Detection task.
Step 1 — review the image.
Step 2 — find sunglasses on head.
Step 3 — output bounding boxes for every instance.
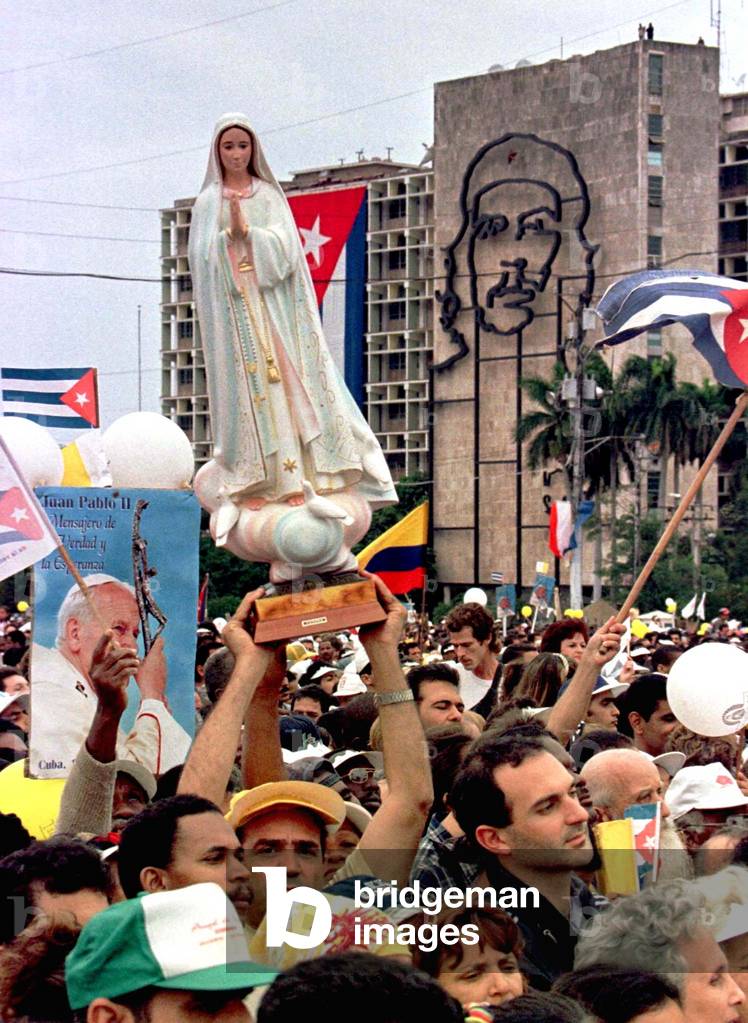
[343,767,376,783]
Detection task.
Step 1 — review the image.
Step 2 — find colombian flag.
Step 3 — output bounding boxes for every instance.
[357,503,428,595]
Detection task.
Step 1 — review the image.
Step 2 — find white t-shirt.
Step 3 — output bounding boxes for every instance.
[454,661,494,711]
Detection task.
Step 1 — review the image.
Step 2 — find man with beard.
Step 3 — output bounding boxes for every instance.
[450,731,606,988]
[580,748,693,880]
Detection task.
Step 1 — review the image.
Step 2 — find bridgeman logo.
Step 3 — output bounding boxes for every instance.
[252,867,332,950]
[253,867,539,951]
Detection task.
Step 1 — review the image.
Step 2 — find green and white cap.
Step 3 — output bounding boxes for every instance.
[66,882,277,1010]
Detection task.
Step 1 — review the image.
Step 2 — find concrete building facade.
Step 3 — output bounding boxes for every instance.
[431,39,720,591]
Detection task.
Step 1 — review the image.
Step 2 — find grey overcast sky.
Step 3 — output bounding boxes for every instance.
[1,0,745,426]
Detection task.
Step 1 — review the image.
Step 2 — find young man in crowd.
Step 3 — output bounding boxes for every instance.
[445,602,501,717]
[617,673,679,756]
[289,684,333,723]
[406,662,466,730]
[450,730,607,988]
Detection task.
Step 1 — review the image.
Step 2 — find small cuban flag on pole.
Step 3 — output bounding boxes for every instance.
[0,436,60,583]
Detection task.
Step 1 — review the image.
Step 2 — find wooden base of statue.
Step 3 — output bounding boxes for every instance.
[248,577,386,643]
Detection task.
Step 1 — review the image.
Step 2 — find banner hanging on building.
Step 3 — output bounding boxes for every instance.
[29,488,199,780]
[287,186,367,407]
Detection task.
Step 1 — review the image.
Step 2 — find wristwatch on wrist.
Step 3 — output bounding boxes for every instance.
[376,690,416,707]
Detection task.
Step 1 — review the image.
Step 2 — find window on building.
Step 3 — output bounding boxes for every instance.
[388,198,406,219]
[720,220,748,246]
[733,256,747,281]
[648,142,663,168]
[388,301,406,321]
[648,113,663,136]
[178,274,192,292]
[178,368,193,385]
[719,146,726,164]
[647,235,663,268]
[720,165,748,191]
[388,403,406,420]
[388,352,406,372]
[177,415,192,432]
[647,471,661,509]
[178,321,194,339]
[737,144,748,162]
[648,53,663,95]
[648,175,663,206]
[388,249,406,270]
[647,329,663,358]
[735,200,748,217]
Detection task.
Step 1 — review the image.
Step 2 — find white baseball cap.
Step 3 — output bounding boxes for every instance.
[643,751,686,779]
[335,674,368,698]
[665,762,748,820]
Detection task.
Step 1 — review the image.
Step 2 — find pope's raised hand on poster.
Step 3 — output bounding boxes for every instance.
[189,114,397,585]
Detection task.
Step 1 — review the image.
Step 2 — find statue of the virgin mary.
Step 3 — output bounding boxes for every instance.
[189,114,397,549]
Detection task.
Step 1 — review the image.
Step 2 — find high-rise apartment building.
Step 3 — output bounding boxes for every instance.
[720,91,748,282]
[366,170,433,478]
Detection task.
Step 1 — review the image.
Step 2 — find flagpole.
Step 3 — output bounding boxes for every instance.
[55,543,111,633]
[617,391,748,623]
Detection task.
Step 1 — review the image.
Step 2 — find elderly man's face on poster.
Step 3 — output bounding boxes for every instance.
[468,179,562,335]
[65,583,141,668]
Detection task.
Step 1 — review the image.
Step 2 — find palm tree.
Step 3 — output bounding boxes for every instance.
[616,354,698,518]
[516,361,574,492]
[516,354,632,600]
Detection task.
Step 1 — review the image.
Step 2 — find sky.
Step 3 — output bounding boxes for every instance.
[1,0,746,427]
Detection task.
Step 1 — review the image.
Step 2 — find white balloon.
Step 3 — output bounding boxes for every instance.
[0,417,63,487]
[667,643,748,736]
[463,587,488,606]
[103,413,194,489]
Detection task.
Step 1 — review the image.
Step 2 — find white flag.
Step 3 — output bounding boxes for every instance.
[680,593,698,618]
[696,592,707,620]
[0,436,59,583]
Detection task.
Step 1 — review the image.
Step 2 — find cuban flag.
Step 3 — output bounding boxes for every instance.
[596,270,748,388]
[624,801,662,888]
[0,437,59,583]
[287,186,367,407]
[1,367,99,446]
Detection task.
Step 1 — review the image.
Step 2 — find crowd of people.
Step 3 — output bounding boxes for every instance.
[0,584,747,1022]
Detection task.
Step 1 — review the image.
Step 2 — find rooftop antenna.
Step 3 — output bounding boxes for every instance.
[356,149,365,161]
[386,146,393,160]
[710,0,722,80]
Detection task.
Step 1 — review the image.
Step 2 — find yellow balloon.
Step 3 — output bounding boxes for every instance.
[665,598,677,613]
[0,760,65,840]
[16,601,29,613]
[521,605,533,618]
